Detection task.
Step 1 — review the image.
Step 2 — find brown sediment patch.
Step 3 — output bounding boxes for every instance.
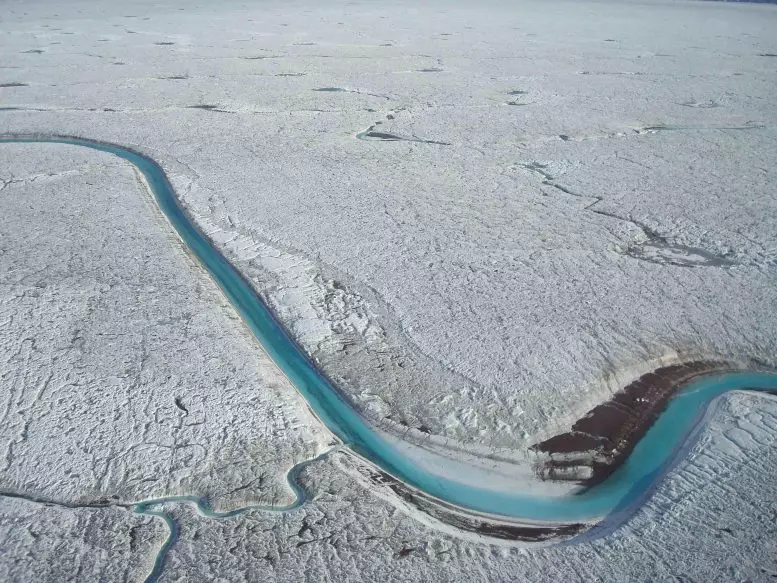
[530,360,770,487]
[352,460,586,542]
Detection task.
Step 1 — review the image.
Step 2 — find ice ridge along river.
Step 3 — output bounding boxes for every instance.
[1,135,775,527]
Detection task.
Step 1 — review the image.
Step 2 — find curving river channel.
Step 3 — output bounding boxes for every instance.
[2,135,775,545]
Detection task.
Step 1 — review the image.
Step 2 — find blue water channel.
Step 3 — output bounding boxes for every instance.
[2,135,775,526]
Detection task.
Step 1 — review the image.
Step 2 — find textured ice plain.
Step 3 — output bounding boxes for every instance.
[1,0,777,579]
[88,393,777,582]
[0,497,165,582]
[2,0,775,457]
[0,144,332,579]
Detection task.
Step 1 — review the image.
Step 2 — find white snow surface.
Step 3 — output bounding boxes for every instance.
[2,0,775,452]
[1,0,777,580]
[0,144,331,508]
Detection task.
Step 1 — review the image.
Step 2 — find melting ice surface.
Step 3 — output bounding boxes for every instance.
[2,135,775,525]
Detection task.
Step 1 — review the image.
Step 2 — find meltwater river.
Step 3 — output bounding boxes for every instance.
[2,135,774,527]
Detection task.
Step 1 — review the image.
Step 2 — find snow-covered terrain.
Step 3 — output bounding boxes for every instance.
[0,143,332,510]
[131,393,777,581]
[3,391,776,582]
[2,0,774,450]
[1,0,776,580]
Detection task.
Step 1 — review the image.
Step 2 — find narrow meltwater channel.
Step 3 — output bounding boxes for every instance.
[2,134,775,578]
[132,449,335,583]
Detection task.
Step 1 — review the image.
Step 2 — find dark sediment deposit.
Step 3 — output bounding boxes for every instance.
[530,360,773,487]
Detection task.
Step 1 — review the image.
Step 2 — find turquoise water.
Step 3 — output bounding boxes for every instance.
[131,450,328,583]
[2,135,775,525]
